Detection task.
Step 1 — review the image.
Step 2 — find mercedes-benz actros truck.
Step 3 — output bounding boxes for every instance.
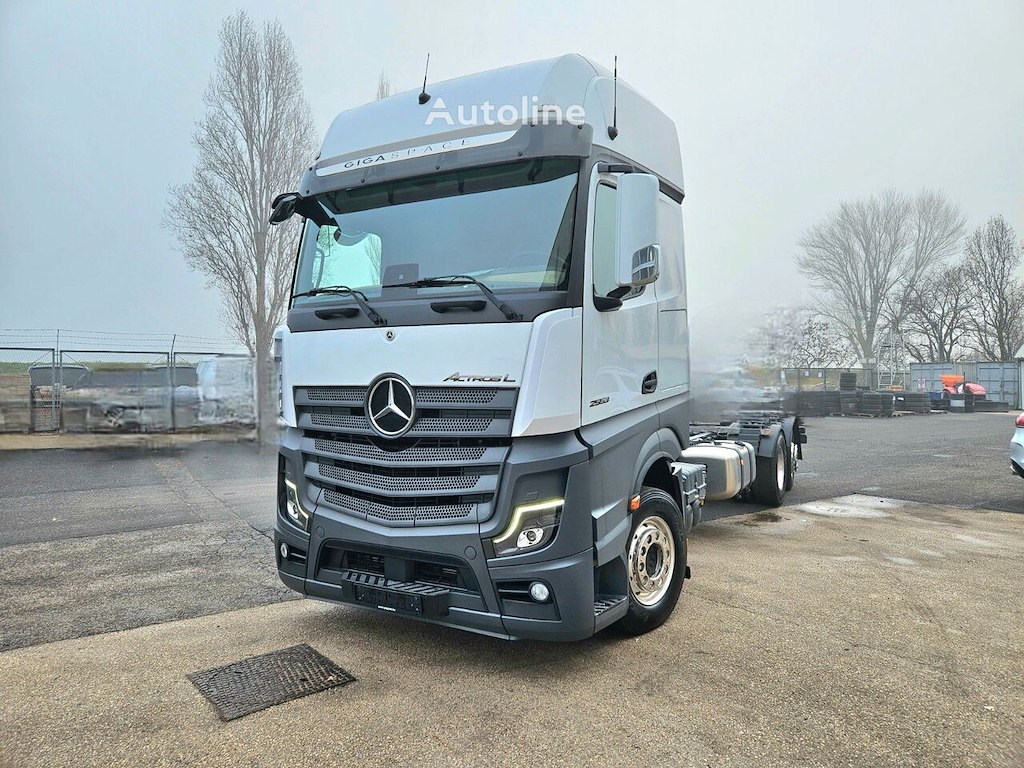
[270,54,805,641]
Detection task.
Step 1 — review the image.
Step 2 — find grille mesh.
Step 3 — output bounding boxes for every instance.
[298,384,514,527]
[310,412,369,430]
[318,463,482,492]
[411,416,493,433]
[305,386,365,403]
[323,489,473,522]
[417,387,497,404]
[314,437,487,464]
[310,412,497,434]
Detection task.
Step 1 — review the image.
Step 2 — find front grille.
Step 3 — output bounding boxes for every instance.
[306,386,365,404]
[323,489,475,523]
[305,409,504,436]
[310,412,369,430]
[411,415,495,433]
[317,461,490,493]
[314,435,487,464]
[416,387,498,404]
[296,385,515,527]
[299,385,516,528]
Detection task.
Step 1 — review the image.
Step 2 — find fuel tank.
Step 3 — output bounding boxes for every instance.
[678,441,757,501]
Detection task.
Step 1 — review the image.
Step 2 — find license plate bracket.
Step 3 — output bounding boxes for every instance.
[350,578,449,617]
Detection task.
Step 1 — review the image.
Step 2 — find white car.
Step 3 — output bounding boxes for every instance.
[1013,413,1024,479]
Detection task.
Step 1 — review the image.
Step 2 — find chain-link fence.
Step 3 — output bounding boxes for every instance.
[0,347,58,433]
[776,367,876,392]
[0,345,255,434]
[172,352,256,430]
[58,350,173,432]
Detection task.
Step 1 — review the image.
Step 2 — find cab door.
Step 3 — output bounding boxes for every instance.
[581,173,660,426]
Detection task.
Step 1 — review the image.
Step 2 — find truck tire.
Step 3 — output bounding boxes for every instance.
[784,437,797,492]
[616,487,687,636]
[752,433,786,507]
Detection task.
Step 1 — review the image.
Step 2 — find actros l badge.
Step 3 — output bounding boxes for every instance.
[366,374,416,438]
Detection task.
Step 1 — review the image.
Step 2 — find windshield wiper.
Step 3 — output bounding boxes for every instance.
[291,285,387,326]
[383,275,523,321]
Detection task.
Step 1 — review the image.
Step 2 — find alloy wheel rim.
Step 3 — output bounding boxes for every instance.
[627,515,675,606]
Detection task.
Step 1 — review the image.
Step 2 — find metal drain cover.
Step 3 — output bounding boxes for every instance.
[188,644,355,720]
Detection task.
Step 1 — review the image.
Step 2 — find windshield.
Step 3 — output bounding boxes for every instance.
[291,159,578,305]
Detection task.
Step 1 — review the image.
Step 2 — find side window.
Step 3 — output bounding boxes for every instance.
[592,182,642,301]
[592,184,617,298]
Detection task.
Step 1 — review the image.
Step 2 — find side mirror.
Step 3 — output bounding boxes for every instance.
[614,173,660,287]
[269,192,301,225]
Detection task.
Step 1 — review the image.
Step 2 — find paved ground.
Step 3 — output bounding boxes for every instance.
[1,495,1021,767]
[0,413,1021,766]
[0,443,288,652]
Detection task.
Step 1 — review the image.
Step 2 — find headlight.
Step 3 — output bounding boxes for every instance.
[491,498,563,557]
[283,478,311,531]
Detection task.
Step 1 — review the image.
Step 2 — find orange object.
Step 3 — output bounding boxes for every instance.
[629,495,641,511]
[939,374,965,386]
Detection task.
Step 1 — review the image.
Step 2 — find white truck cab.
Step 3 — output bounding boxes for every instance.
[271,55,804,640]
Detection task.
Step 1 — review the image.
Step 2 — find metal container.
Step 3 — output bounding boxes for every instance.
[678,441,754,501]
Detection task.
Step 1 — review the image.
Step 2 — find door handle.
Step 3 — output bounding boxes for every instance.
[642,370,658,394]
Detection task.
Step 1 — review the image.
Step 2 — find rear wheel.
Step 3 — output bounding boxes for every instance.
[616,487,687,636]
[784,435,797,492]
[752,433,786,506]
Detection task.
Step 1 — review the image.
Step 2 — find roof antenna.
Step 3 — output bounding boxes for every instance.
[418,53,431,105]
[607,55,619,140]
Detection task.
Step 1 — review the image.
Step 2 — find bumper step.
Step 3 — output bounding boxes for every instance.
[594,594,627,618]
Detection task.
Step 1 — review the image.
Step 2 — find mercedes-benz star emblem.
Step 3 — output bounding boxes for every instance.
[366,375,415,438]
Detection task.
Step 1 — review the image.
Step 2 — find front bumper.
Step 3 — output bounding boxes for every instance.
[275,519,599,641]
[275,429,614,641]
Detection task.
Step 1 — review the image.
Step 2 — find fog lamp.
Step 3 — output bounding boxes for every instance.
[528,581,551,603]
[279,542,289,559]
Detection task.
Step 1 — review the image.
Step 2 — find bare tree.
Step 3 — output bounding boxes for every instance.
[796,190,964,364]
[791,315,857,368]
[165,12,317,442]
[376,69,395,100]
[883,191,965,332]
[902,265,972,362]
[964,215,1024,359]
[749,307,855,369]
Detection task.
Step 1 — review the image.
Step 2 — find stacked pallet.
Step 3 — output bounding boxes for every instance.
[839,391,858,415]
[892,391,932,414]
[858,391,896,417]
[822,390,841,415]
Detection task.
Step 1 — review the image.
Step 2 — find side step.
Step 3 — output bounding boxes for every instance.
[594,594,627,618]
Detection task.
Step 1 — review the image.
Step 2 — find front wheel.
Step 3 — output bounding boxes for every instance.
[616,487,687,636]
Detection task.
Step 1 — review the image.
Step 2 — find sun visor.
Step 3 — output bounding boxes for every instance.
[298,122,592,198]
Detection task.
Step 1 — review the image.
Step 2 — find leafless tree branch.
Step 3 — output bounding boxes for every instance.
[964,216,1024,359]
[796,190,964,364]
[164,11,317,441]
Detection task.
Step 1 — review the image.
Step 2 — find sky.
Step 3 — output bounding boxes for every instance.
[1,0,1022,351]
